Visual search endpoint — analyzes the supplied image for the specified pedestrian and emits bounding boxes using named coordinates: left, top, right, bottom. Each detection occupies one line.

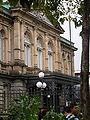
left=63, top=106, right=72, bottom=120
left=69, top=102, right=80, bottom=120
left=38, top=107, right=48, bottom=120
left=63, top=102, right=80, bottom=120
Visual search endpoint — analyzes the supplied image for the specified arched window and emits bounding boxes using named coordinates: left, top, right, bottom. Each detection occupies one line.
left=0, top=31, right=3, bottom=61
left=37, top=39, right=43, bottom=70
left=24, top=32, right=31, bottom=67
left=48, top=42, right=53, bottom=71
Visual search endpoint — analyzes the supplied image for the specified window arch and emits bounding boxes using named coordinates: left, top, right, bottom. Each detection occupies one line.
left=0, top=30, right=4, bottom=61
left=37, top=38, right=43, bottom=70
left=24, top=32, right=31, bottom=67
left=48, top=41, right=53, bottom=71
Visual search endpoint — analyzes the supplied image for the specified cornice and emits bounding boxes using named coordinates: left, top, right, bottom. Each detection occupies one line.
left=11, top=8, right=64, bottom=34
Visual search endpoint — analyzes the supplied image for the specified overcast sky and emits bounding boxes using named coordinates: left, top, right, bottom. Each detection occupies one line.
left=61, top=21, right=82, bottom=72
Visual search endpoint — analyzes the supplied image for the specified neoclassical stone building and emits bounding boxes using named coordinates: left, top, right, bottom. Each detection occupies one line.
left=0, top=2, right=80, bottom=112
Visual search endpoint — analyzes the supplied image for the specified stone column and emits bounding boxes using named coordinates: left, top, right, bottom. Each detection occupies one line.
left=4, top=37, right=8, bottom=63
left=31, top=43, right=34, bottom=67
left=8, top=28, right=11, bottom=63
left=13, top=18, right=21, bottom=63
left=2, top=26, right=8, bottom=63
left=54, top=38, right=58, bottom=72
left=33, top=27, right=38, bottom=68
left=64, top=56, right=67, bottom=74
left=68, top=54, right=71, bottom=75
left=20, top=21, right=24, bottom=63
left=66, top=54, right=69, bottom=75
left=58, top=41, right=62, bottom=72
left=44, top=33, right=48, bottom=71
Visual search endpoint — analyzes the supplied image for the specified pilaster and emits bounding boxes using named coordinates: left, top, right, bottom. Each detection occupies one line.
left=8, top=28, right=11, bottom=63
left=4, top=37, right=8, bottom=63
left=54, top=38, right=58, bottom=72
left=58, top=41, right=62, bottom=72
left=13, top=18, right=21, bottom=63
left=20, top=21, right=24, bottom=63
left=33, top=27, right=38, bottom=68
left=44, top=33, right=48, bottom=71
left=32, top=43, right=34, bottom=67
left=64, top=56, right=67, bottom=74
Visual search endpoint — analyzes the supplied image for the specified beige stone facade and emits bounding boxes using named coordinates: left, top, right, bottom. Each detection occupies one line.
left=0, top=6, right=76, bottom=76
left=0, top=3, right=78, bottom=112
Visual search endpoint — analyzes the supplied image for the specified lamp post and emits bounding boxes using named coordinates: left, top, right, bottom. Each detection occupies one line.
left=36, top=72, right=47, bottom=106
left=47, top=95, right=50, bottom=110
left=69, top=14, right=72, bottom=76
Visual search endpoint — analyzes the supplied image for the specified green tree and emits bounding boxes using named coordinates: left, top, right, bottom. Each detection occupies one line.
left=8, top=95, right=40, bottom=120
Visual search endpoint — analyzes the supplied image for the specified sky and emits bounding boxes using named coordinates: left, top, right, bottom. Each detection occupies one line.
left=61, top=21, right=82, bottom=73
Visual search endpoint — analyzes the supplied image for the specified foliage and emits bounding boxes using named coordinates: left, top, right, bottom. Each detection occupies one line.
left=10, top=0, right=61, bottom=27
left=7, top=95, right=40, bottom=120
left=0, top=0, right=86, bottom=28
left=43, top=110, right=66, bottom=120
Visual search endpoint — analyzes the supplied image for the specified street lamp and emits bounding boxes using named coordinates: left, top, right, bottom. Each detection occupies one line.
left=36, top=72, right=47, bottom=106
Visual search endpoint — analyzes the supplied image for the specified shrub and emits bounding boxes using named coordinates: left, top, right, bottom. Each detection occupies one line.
left=43, top=110, right=66, bottom=120
left=7, top=95, right=40, bottom=120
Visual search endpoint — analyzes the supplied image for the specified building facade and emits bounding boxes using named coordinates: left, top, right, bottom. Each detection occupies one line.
left=0, top=2, right=80, bottom=113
